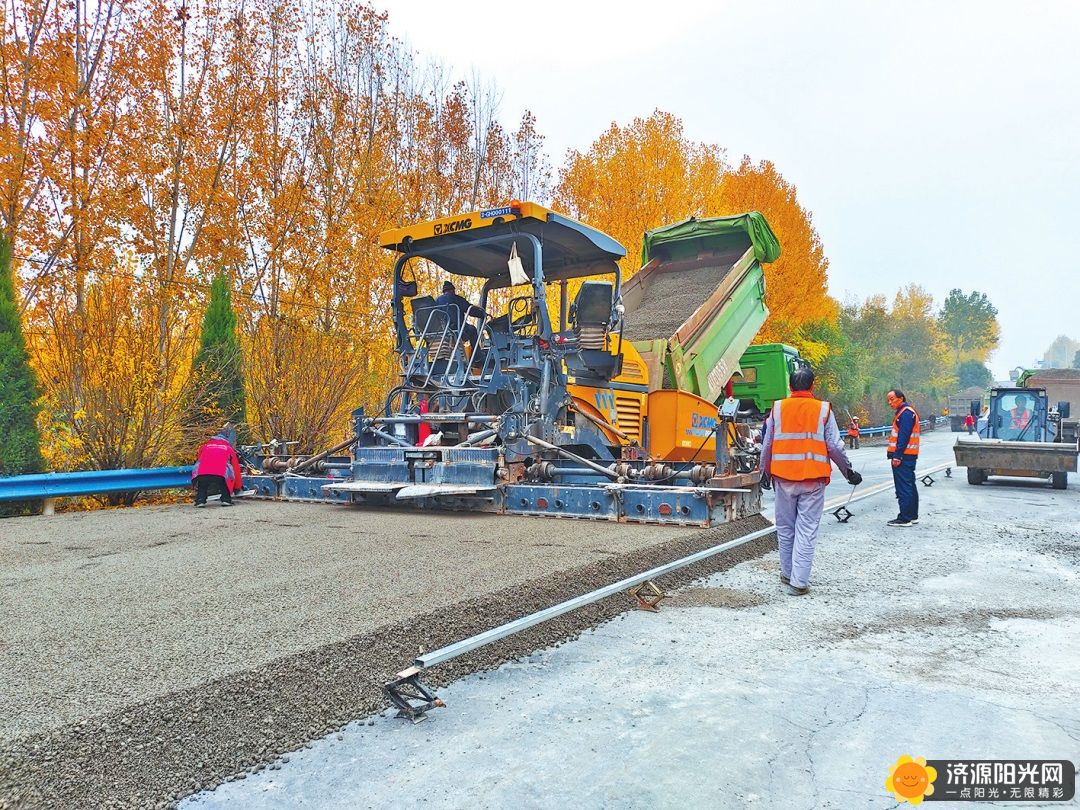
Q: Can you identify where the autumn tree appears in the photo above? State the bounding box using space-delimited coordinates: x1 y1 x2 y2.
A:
790 318 862 415
512 110 551 203
957 359 993 389
887 285 953 409
1 0 550 481
0 232 42 478
717 157 835 342
937 289 999 372
825 289 956 424
554 110 727 275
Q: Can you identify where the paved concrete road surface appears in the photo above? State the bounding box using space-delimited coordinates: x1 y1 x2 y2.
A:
184 430 1080 809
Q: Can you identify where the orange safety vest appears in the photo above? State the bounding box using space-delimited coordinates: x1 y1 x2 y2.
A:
847 421 860 437
769 396 833 482
1010 407 1031 431
887 404 920 456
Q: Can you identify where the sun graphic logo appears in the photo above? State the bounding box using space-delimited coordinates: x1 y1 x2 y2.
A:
886 755 937 804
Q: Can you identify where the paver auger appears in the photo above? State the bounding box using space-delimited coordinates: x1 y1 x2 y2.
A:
244 202 782 526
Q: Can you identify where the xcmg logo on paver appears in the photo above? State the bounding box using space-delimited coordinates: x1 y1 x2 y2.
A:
434 218 472 235
686 412 716 438
691 413 717 431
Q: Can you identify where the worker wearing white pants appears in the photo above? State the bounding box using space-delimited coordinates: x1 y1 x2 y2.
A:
772 480 828 590
760 367 861 595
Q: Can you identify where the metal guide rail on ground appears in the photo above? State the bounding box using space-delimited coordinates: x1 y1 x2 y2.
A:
384 461 953 721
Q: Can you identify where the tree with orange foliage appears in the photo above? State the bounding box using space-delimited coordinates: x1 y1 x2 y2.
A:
554 110 726 276
556 113 835 352
718 156 835 342
0 0 567 486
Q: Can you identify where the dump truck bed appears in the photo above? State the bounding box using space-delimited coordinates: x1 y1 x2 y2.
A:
621 213 779 401
622 248 745 342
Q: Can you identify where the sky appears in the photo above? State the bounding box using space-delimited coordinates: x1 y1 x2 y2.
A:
373 0 1080 378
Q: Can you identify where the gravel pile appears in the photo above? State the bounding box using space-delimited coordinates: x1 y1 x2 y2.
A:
623 262 733 342
1 507 772 809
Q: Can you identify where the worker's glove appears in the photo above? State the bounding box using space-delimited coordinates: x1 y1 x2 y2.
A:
759 471 772 491
845 469 863 486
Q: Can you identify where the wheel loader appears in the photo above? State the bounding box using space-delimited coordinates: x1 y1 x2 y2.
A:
953 386 1078 489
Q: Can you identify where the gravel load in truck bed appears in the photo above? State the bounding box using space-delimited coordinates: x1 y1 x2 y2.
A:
622 262 734 343
0 500 772 809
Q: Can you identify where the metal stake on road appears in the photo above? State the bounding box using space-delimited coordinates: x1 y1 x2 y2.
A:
826 462 951 522
831 483 859 523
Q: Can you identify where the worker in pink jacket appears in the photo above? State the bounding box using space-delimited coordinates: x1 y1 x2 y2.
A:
191 428 242 507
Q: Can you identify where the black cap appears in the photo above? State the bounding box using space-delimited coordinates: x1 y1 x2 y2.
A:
442 280 454 293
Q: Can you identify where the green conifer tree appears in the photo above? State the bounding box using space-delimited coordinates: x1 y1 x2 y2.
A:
0 233 44 480
192 274 246 432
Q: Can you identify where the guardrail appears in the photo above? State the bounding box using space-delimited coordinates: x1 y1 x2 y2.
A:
0 466 193 514
857 415 947 437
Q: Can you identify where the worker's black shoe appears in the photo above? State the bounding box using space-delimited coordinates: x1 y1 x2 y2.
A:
195 502 206 508
220 501 234 507
786 583 809 596
780 574 790 586
886 518 913 527
910 518 920 525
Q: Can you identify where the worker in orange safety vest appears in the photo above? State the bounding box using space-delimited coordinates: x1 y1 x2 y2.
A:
1011 395 1032 433
846 416 861 450
885 389 920 527
760 366 862 596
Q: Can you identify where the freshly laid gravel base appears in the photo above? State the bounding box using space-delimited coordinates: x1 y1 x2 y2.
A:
180 459 1079 809
0 502 772 809
1 501 719 741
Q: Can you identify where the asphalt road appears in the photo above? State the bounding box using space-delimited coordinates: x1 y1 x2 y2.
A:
0 497 771 808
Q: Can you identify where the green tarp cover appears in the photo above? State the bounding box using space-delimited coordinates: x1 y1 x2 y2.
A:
641 212 781 266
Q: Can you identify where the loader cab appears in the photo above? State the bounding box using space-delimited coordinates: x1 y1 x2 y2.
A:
985 388 1049 441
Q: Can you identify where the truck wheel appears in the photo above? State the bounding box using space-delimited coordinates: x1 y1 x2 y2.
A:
1051 471 1067 490
966 468 985 485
